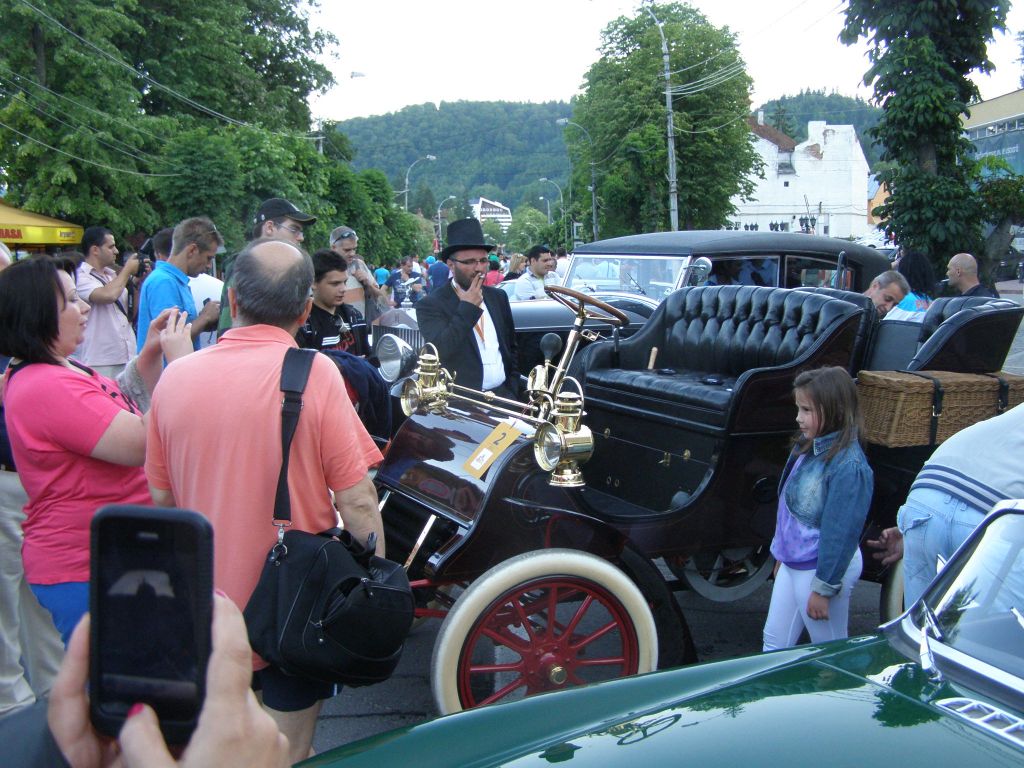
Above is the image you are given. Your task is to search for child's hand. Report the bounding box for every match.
[807,592,830,620]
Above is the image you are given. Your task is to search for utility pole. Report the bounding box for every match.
[647,6,679,231]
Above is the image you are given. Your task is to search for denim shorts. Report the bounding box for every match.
[252,664,337,712]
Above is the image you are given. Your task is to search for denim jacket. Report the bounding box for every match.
[778,430,873,596]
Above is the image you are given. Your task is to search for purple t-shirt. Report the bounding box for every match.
[770,454,819,569]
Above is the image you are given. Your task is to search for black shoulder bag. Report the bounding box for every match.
[243,348,413,686]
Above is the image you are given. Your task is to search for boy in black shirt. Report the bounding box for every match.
[296,250,369,356]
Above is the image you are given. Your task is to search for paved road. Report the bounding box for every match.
[312,577,882,754]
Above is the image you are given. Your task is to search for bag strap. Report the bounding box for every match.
[274,348,317,525]
[905,371,944,445]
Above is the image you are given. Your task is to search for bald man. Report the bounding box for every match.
[145,238,383,764]
[946,252,999,298]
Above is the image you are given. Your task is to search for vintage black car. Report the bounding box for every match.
[375,231,891,378]
[369,233,1023,716]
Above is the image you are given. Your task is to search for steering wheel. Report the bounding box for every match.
[545,284,629,327]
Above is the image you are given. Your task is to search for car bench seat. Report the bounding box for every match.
[795,287,878,374]
[859,296,1021,372]
[574,286,865,434]
[907,298,1023,372]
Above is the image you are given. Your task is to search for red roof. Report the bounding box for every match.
[747,118,796,151]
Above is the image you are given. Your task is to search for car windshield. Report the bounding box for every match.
[913,510,1024,680]
[564,255,689,299]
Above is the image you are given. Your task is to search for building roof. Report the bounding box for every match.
[747,118,797,151]
[962,88,1024,129]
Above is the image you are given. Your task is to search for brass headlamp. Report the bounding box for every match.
[532,388,593,488]
[400,344,450,416]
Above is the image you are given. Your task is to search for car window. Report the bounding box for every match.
[705,257,779,287]
[566,256,687,299]
[784,255,853,290]
[920,511,1024,680]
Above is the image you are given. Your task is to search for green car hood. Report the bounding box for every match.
[306,637,1024,768]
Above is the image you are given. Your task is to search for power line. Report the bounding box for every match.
[16,0,317,141]
[0,64,166,142]
[0,78,159,163]
[0,117,183,176]
[677,111,752,135]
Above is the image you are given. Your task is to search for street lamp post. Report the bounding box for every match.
[556,118,599,241]
[436,195,457,243]
[404,154,436,212]
[539,196,551,224]
[539,177,566,246]
[645,6,679,231]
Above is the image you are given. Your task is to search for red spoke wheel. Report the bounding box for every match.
[431,550,657,714]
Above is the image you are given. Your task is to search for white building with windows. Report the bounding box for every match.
[730,115,870,239]
[471,197,513,233]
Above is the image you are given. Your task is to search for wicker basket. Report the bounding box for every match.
[857,370,1023,448]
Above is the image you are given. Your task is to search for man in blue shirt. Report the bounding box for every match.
[136,217,224,351]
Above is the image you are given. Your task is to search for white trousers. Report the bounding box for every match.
[762,549,862,652]
[0,471,63,714]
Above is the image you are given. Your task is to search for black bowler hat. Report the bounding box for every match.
[254,197,317,226]
[441,218,494,260]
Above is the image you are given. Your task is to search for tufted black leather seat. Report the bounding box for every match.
[908,298,1023,372]
[795,287,878,373]
[576,286,864,431]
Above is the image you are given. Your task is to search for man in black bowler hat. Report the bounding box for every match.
[415,218,520,398]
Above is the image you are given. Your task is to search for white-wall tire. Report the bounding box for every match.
[430,549,657,715]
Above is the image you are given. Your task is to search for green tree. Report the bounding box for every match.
[409,182,437,219]
[505,206,548,253]
[841,1,1009,268]
[571,2,760,235]
[481,218,505,248]
[155,126,246,246]
[977,170,1024,264]
[0,0,337,240]
[768,104,796,140]
[0,0,164,235]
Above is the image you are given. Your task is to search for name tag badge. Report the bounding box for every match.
[463,422,520,479]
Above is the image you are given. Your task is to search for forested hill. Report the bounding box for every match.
[336,101,571,214]
[756,90,884,169]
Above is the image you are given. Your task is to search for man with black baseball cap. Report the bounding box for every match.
[217,197,318,336]
[251,197,316,243]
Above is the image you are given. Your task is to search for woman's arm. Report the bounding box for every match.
[117,308,193,411]
[90,410,147,466]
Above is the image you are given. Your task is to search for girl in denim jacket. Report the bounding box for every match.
[763,366,873,651]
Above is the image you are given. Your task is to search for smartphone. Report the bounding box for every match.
[89,505,214,743]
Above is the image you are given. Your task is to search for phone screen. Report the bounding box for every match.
[91,508,212,737]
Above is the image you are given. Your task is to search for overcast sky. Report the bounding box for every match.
[309,0,1022,123]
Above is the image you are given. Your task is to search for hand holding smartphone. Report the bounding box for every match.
[89,506,213,743]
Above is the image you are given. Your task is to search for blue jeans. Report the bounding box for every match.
[897,487,986,609]
[29,582,89,647]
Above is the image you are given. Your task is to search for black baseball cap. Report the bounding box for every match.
[254,197,317,226]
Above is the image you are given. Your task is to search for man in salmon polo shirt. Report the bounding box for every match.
[145,237,383,765]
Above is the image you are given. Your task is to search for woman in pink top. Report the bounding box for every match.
[0,257,192,644]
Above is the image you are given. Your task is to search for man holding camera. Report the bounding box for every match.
[74,226,140,378]
[136,218,223,353]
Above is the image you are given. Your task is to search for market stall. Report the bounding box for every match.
[0,200,83,256]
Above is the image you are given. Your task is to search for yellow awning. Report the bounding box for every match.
[0,200,83,246]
